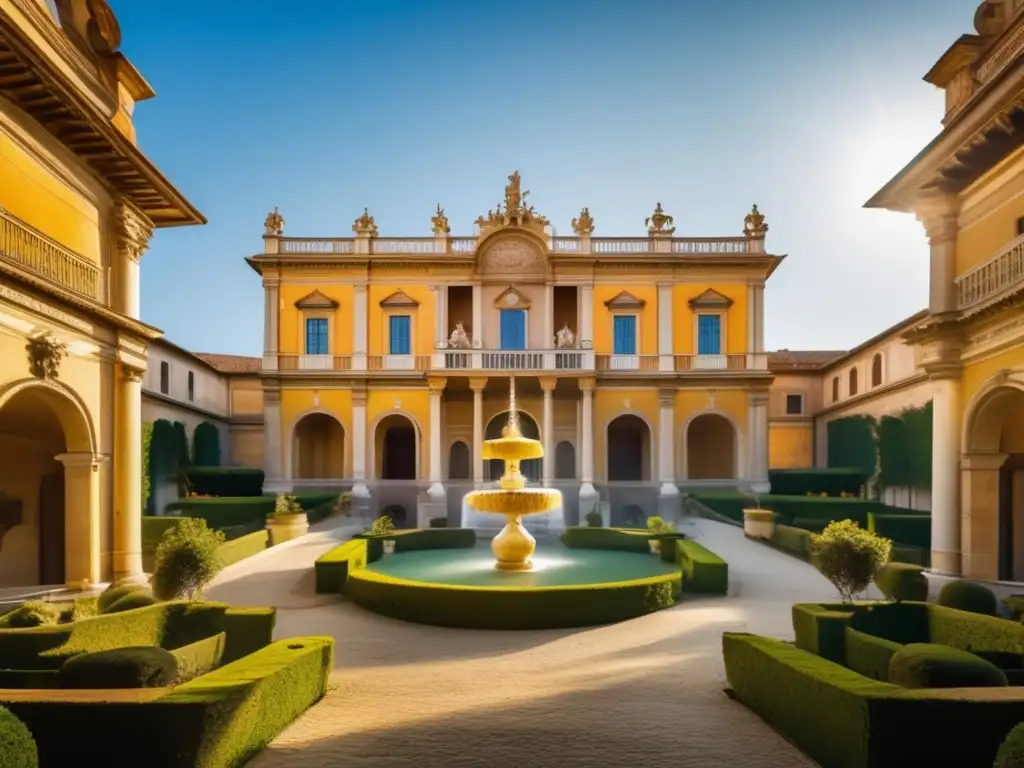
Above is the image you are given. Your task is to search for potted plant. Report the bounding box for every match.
[741,487,774,540]
[369,514,396,554]
[646,516,675,554]
[266,494,309,546]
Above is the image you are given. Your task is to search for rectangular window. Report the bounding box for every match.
[785,393,803,415]
[389,315,411,355]
[305,318,328,355]
[500,309,527,350]
[697,314,722,355]
[612,315,637,355]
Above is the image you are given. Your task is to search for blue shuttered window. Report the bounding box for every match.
[697,314,721,355]
[389,315,411,355]
[612,315,637,355]
[500,310,527,350]
[305,318,328,354]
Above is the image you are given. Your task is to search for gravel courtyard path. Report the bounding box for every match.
[208,516,850,768]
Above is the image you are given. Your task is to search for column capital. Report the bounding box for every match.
[353,282,368,293]
[121,364,143,383]
[262,277,281,289]
[56,452,107,470]
[115,200,153,263]
[539,376,558,393]
[961,452,1007,471]
[427,376,447,393]
[659,388,676,407]
[263,387,281,405]
[915,196,960,245]
[351,387,368,407]
[578,377,596,392]
[469,377,488,392]
[748,390,770,407]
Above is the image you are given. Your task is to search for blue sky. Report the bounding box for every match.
[109,0,972,357]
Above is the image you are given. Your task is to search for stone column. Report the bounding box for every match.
[351,386,370,499]
[961,452,1005,581]
[657,389,680,515]
[262,388,286,492]
[545,284,555,348]
[917,198,960,315]
[427,377,447,501]
[579,284,594,346]
[114,201,152,320]
[472,283,483,347]
[263,277,279,371]
[657,283,674,371]
[747,391,770,492]
[432,285,448,346]
[578,378,599,515]
[541,377,556,482]
[470,378,487,482]
[352,283,367,370]
[113,364,144,580]
[56,452,104,588]
[932,375,963,575]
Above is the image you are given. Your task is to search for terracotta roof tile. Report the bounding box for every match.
[193,353,262,374]
[768,350,847,370]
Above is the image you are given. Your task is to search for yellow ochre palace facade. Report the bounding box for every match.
[250,172,782,526]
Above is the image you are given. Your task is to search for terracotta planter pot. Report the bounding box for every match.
[743,508,775,540]
[266,512,309,546]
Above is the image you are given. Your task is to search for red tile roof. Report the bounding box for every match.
[193,353,262,374]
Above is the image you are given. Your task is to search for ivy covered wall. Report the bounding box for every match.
[826,415,878,476]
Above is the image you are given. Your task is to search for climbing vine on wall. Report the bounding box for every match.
[827,415,879,477]
[878,401,932,489]
[192,422,221,467]
[142,422,153,511]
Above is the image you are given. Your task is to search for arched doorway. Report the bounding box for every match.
[486,411,541,481]
[555,441,576,479]
[292,413,345,479]
[964,382,1024,580]
[0,381,95,586]
[449,441,470,480]
[376,414,418,480]
[606,415,651,481]
[686,413,736,480]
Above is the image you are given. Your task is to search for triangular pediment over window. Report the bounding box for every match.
[604,290,646,309]
[493,285,531,309]
[379,290,418,308]
[688,289,733,310]
[294,290,339,309]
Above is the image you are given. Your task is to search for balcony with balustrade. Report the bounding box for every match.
[955,232,1024,317]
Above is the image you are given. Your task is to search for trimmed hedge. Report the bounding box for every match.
[561,526,655,553]
[58,646,178,689]
[391,528,477,552]
[218,530,269,568]
[192,422,221,468]
[995,722,1024,768]
[938,580,998,616]
[169,631,226,683]
[0,706,37,768]
[844,626,902,682]
[827,415,878,476]
[888,642,1008,689]
[107,591,158,613]
[184,467,264,497]
[694,493,908,531]
[768,468,869,497]
[768,524,814,560]
[868,513,931,553]
[1,637,333,767]
[346,569,682,629]
[723,631,1024,768]
[162,492,338,535]
[219,607,275,665]
[874,563,928,602]
[315,538,383,594]
[675,539,728,595]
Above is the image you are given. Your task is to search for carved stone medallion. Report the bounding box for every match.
[479,236,544,276]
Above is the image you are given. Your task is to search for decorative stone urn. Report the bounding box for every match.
[743,508,775,540]
[266,512,309,546]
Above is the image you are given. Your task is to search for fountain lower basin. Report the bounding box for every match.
[463,487,562,571]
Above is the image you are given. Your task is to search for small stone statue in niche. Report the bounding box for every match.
[448,322,472,349]
[555,323,576,349]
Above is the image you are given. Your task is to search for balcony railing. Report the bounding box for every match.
[266,351,768,374]
[955,232,1024,313]
[272,234,755,257]
[0,207,102,301]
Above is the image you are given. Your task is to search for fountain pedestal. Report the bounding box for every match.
[492,514,537,571]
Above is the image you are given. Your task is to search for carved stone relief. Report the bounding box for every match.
[478,236,545,276]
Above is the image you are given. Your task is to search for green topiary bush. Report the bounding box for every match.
[585,510,602,527]
[812,520,892,603]
[428,516,447,528]
[106,591,158,614]
[938,579,998,616]
[0,706,37,768]
[888,642,1008,689]
[0,602,62,629]
[192,421,221,467]
[875,562,929,602]
[97,583,145,613]
[995,722,1024,768]
[181,467,265,497]
[58,646,178,689]
[151,517,225,601]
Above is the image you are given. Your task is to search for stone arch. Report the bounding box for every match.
[963,371,1024,454]
[555,440,576,479]
[605,413,653,481]
[372,411,421,480]
[486,409,541,481]
[680,408,743,481]
[291,411,345,479]
[448,440,471,480]
[0,378,99,587]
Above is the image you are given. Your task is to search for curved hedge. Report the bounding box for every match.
[0,706,37,768]
[346,568,682,630]
[874,562,928,602]
[938,579,998,616]
[391,528,476,552]
[58,646,178,689]
[561,526,655,553]
[888,642,1008,689]
[996,722,1024,768]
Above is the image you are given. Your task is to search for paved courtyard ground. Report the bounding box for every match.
[207,515,865,768]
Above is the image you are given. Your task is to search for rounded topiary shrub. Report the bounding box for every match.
[888,643,1008,689]
[58,646,177,689]
[0,705,38,768]
[97,583,146,613]
[875,562,929,602]
[937,579,998,616]
[105,591,158,613]
[995,722,1024,768]
[0,601,62,629]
